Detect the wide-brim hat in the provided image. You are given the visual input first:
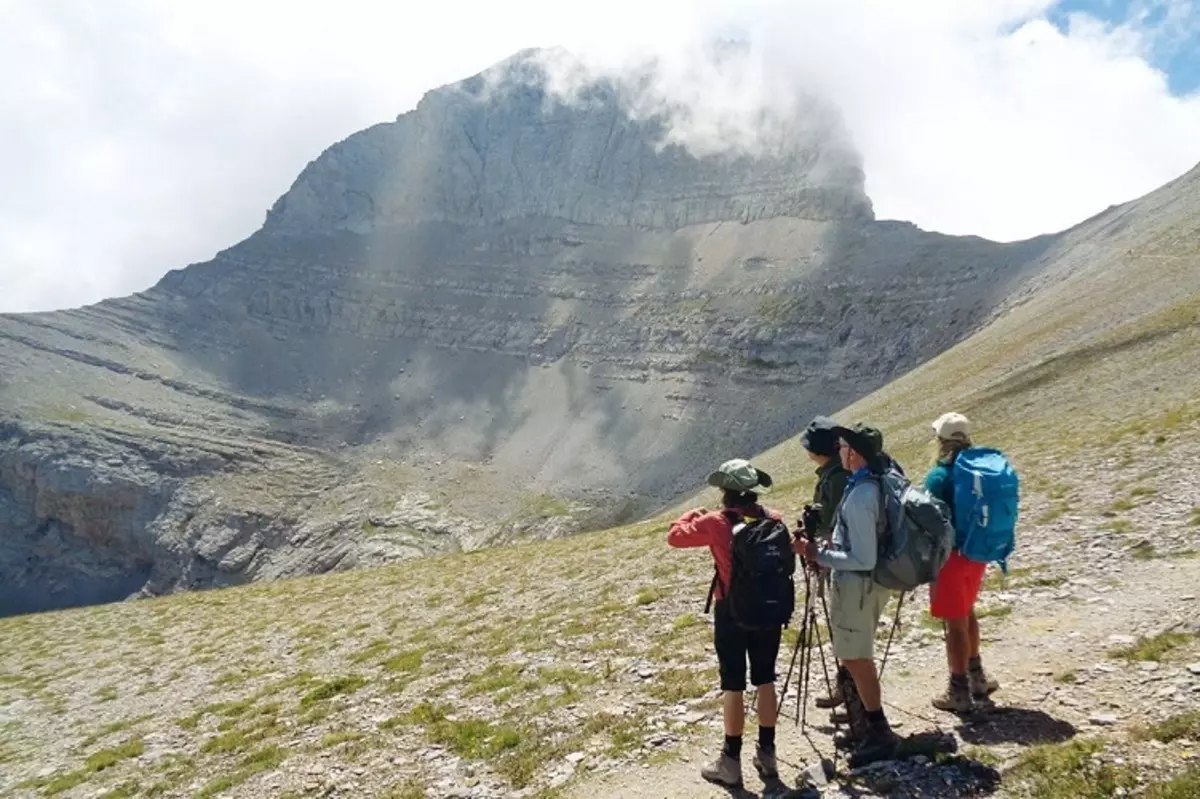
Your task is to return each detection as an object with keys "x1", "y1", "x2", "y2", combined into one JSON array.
[
  {"x1": 706, "y1": 458, "x2": 773, "y2": 493},
  {"x1": 831, "y1": 423, "x2": 884, "y2": 461}
]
